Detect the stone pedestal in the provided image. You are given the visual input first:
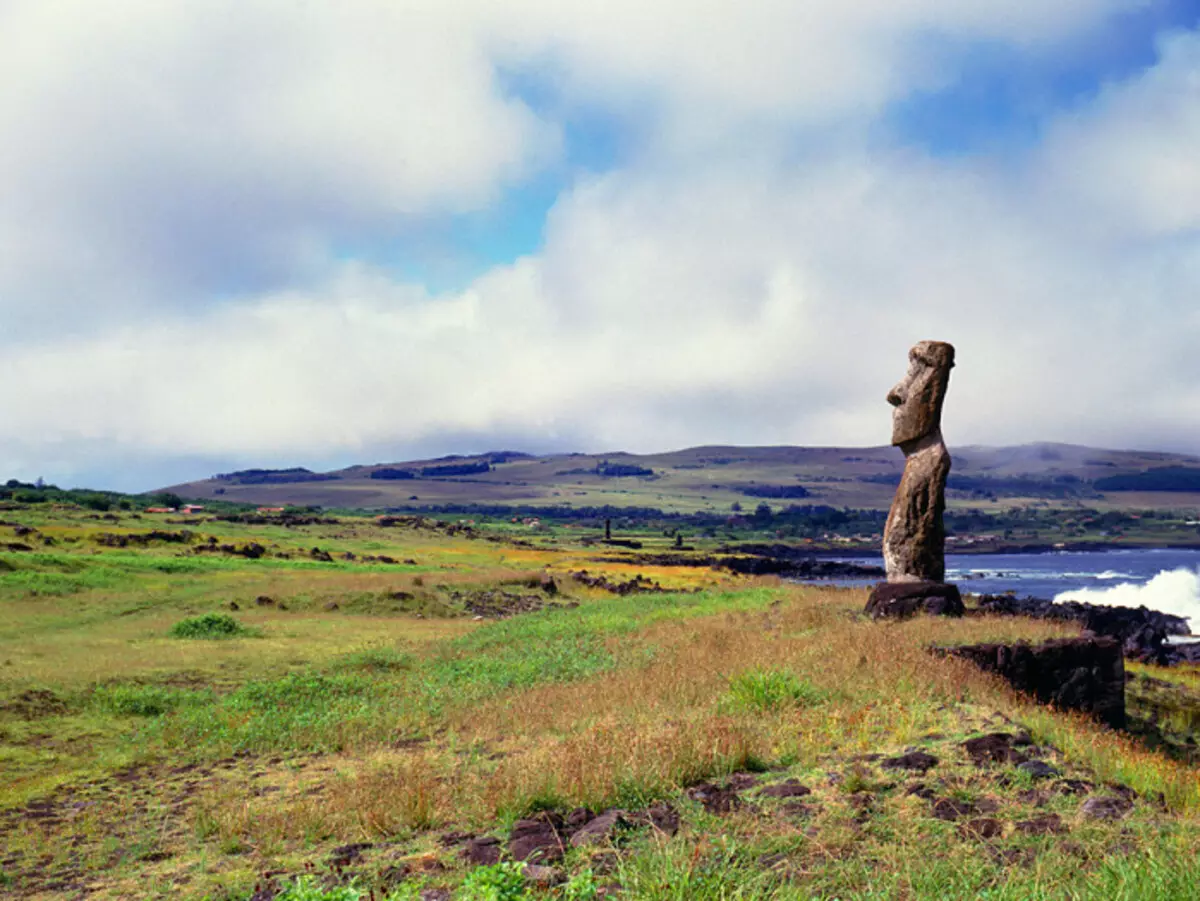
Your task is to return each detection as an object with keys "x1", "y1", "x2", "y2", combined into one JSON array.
[{"x1": 865, "y1": 581, "x2": 963, "y2": 619}]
